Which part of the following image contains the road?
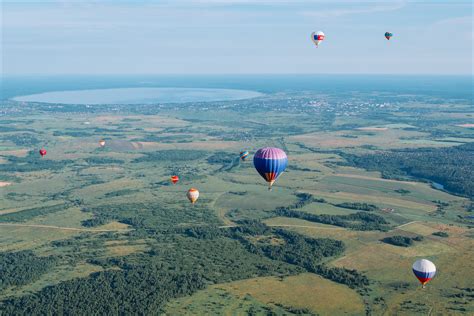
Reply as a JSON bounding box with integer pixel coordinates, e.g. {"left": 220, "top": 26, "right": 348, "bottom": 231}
{"left": 0, "top": 223, "right": 130, "bottom": 232}
{"left": 218, "top": 224, "right": 345, "bottom": 230}
{"left": 0, "top": 221, "right": 419, "bottom": 233}
{"left": 220, "top": 221, "right": 419, "bottom": 230}
{"left": 395, "top": 221, "right": 418, "bottom": 229}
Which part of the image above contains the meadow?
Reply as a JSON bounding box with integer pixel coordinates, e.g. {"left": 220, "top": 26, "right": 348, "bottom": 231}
{"left": 0, "top": 84, "right": 473, "bottom": 315}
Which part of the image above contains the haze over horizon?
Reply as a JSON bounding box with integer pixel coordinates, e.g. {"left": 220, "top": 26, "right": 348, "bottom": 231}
{"left": 2, "top": 0, "right": 472, "bottom": 76}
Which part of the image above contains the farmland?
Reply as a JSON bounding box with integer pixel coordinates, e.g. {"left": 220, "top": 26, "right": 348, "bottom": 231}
{"left": 1, "top": 81, "right": 473, "bottom": 315}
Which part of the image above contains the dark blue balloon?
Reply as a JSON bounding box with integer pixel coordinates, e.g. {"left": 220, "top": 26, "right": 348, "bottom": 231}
{"left": 253, "top": 147, "right": 288, "bottom": 189}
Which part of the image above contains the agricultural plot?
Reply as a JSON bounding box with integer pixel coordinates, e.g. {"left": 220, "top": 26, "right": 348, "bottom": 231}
{"left": 165, "top": 273, "right": 365, "bottom": 315}
{"left": 1, "top": 88, "right": 473, "bottom": 315}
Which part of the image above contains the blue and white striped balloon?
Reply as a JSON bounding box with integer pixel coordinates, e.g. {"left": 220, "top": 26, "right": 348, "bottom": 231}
{"left": 413, "top": 259, "right": 436, "bottom": 288}
{"left": 253, "top": 147, "right": 288, "bottom": 190}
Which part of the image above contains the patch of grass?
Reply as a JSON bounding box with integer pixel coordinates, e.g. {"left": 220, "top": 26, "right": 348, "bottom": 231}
{"left": 218, "top": 274, "right": 365, "bottom": 315}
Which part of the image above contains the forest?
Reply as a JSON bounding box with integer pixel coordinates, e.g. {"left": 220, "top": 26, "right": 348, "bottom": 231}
{"left": 226, "top": 221, "right": 369, "bottom": 289}
{"left": 0, "top": 231, "right": 303, "bottom": 314}
{"left": 0, "top": 203, "right": 69, "bottom": 223}
{"left": 2, "top": 133, "right": 40, "bottom": 147}
{"left": 0, "top": 151, "right": 73, "bottom": 173}
{"left": 341, "top": 143, "right": 474, "bottom": 199}
{"left": 1, "top": 269, "right": 206, "bottom": 315}
{"left": 0, "top": 251, "right": 58, "bottom": 290}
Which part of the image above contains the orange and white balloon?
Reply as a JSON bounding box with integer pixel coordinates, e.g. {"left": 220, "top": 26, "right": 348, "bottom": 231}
{"left": 187, "top": 188, "right": 199, "bottom": 204}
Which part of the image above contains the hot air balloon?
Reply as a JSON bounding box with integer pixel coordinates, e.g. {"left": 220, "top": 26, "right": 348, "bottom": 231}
{"left": 253, "top": 147, "right": 288, "bottom": 190}
{"left": 170, "top": 175, "right": 179, "bottom": 185}
{"left": 187, "top": 188, "right": 199, "bottom": 204}
{"left": 412, "top": 259, "right": 436, "bottom": 288}
{"left": 311, "top": 31, "right": 325, "bottom": 47}
{"left": 99, "top": 139, "right": 106, "bottom": 147}
{"left": 39, "top": 148, "right": 47, "bottom": 158}
{"left": 239, "top": 151, "right": 249, "bottom": 161}
{"left": 385, "top": 32, "right": 393, "bottom": 40}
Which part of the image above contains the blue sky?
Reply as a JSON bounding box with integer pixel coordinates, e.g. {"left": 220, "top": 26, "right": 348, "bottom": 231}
{"left": 1, "top": 0, "right": 472, "bottom": 75}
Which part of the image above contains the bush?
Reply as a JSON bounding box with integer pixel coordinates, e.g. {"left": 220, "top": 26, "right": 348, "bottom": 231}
{"left": 432, "top": 231, "right": 449, "bottom": 237}
{"left": 335, "top": 202, "right": 380, "bottom": 212}
{"left": 382, "top": 236, "right": 413, "bottom": 247}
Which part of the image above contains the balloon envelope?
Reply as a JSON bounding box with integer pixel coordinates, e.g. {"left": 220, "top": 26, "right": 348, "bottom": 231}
{"left": 39, "top": 148, "right": 47, "bottom": 157}
{"left": 240, "top": 151, "right": 249, "bottom": 161}
{"left": 385, "top": 32, "right": 393, "bottom": 40}
{"left": 187, "top": 188, "right": 199, "bottom": 204}
{"left": 311, "top": 31, "right": 325, "bottom": 47}
{"left": 253, "top": 147, "right": 288, "bottom": 188}
{"left": 413, "top": 259, "right": 436, "bottom": 287}
{"left": 99, "top": 139, "right": 106, "bottom": 147}
{"left": 171, "top": 175, "right": 179, "bottom": 184}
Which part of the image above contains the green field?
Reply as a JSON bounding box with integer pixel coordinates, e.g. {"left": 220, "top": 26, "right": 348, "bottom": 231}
{"left": 1, "top": 90, "right": 473, "bottom": 315}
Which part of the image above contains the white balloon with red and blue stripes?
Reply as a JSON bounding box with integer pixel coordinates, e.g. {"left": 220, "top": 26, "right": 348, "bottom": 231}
{"left": 311, "top": 31, "right": 325, "bottom": 47}
{"left": 412, "top": 259, "right": 436, "bottom": 288}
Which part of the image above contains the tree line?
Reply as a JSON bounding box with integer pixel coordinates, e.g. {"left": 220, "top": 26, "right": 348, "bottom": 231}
{"left": 1, "top": 229, "right": 301, "bottom": 314}
{"left": 341, "top": 143, "right": 474, "bottom": 199}
{"left": 335, "top": 202, "right": 380, "bottom": 212}
{"left": 184, "top": 220, "right": 370, "bottom": 290}
{"left": 0, "top": 151, "right": 73, "bottom": 173}
{"left": 1, "top": 269, "right": 205, "bottom": 315}
{"left": 274, "top": 209, "right": 390, "bottom": 231}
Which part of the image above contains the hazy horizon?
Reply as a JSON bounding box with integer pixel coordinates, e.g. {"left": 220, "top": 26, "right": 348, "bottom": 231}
{"left": 3, "top": 73, "right": 472, "bottom": 101}
{"left": 3, "top": 73, "right": 474, "bottom": 77}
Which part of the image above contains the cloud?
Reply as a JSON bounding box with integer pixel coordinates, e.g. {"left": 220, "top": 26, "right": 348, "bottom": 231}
{"left": 432, "top": 16, "right": 473, "bottom": 42}
{"left": 301, "top": 1, "right": 405, "bottom": 18}
{"left": 434, "top": 16, "right": 472, "bottom": 26}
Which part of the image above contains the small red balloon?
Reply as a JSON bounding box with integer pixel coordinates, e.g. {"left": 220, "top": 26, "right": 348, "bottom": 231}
{"left": 39, "top": 148, "right": 47, "bottom": 157}
{"left": 170, "top": 175, "right": 179, "bottom": 184}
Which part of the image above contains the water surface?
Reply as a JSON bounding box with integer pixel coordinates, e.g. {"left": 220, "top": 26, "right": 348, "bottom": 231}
{"left": 12, "top": 87, "right": 263, "bottom": 105}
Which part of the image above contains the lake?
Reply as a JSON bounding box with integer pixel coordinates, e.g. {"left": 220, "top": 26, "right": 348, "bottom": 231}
{"left": 12, "top": 87, "right": 263, "bottom": 105}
